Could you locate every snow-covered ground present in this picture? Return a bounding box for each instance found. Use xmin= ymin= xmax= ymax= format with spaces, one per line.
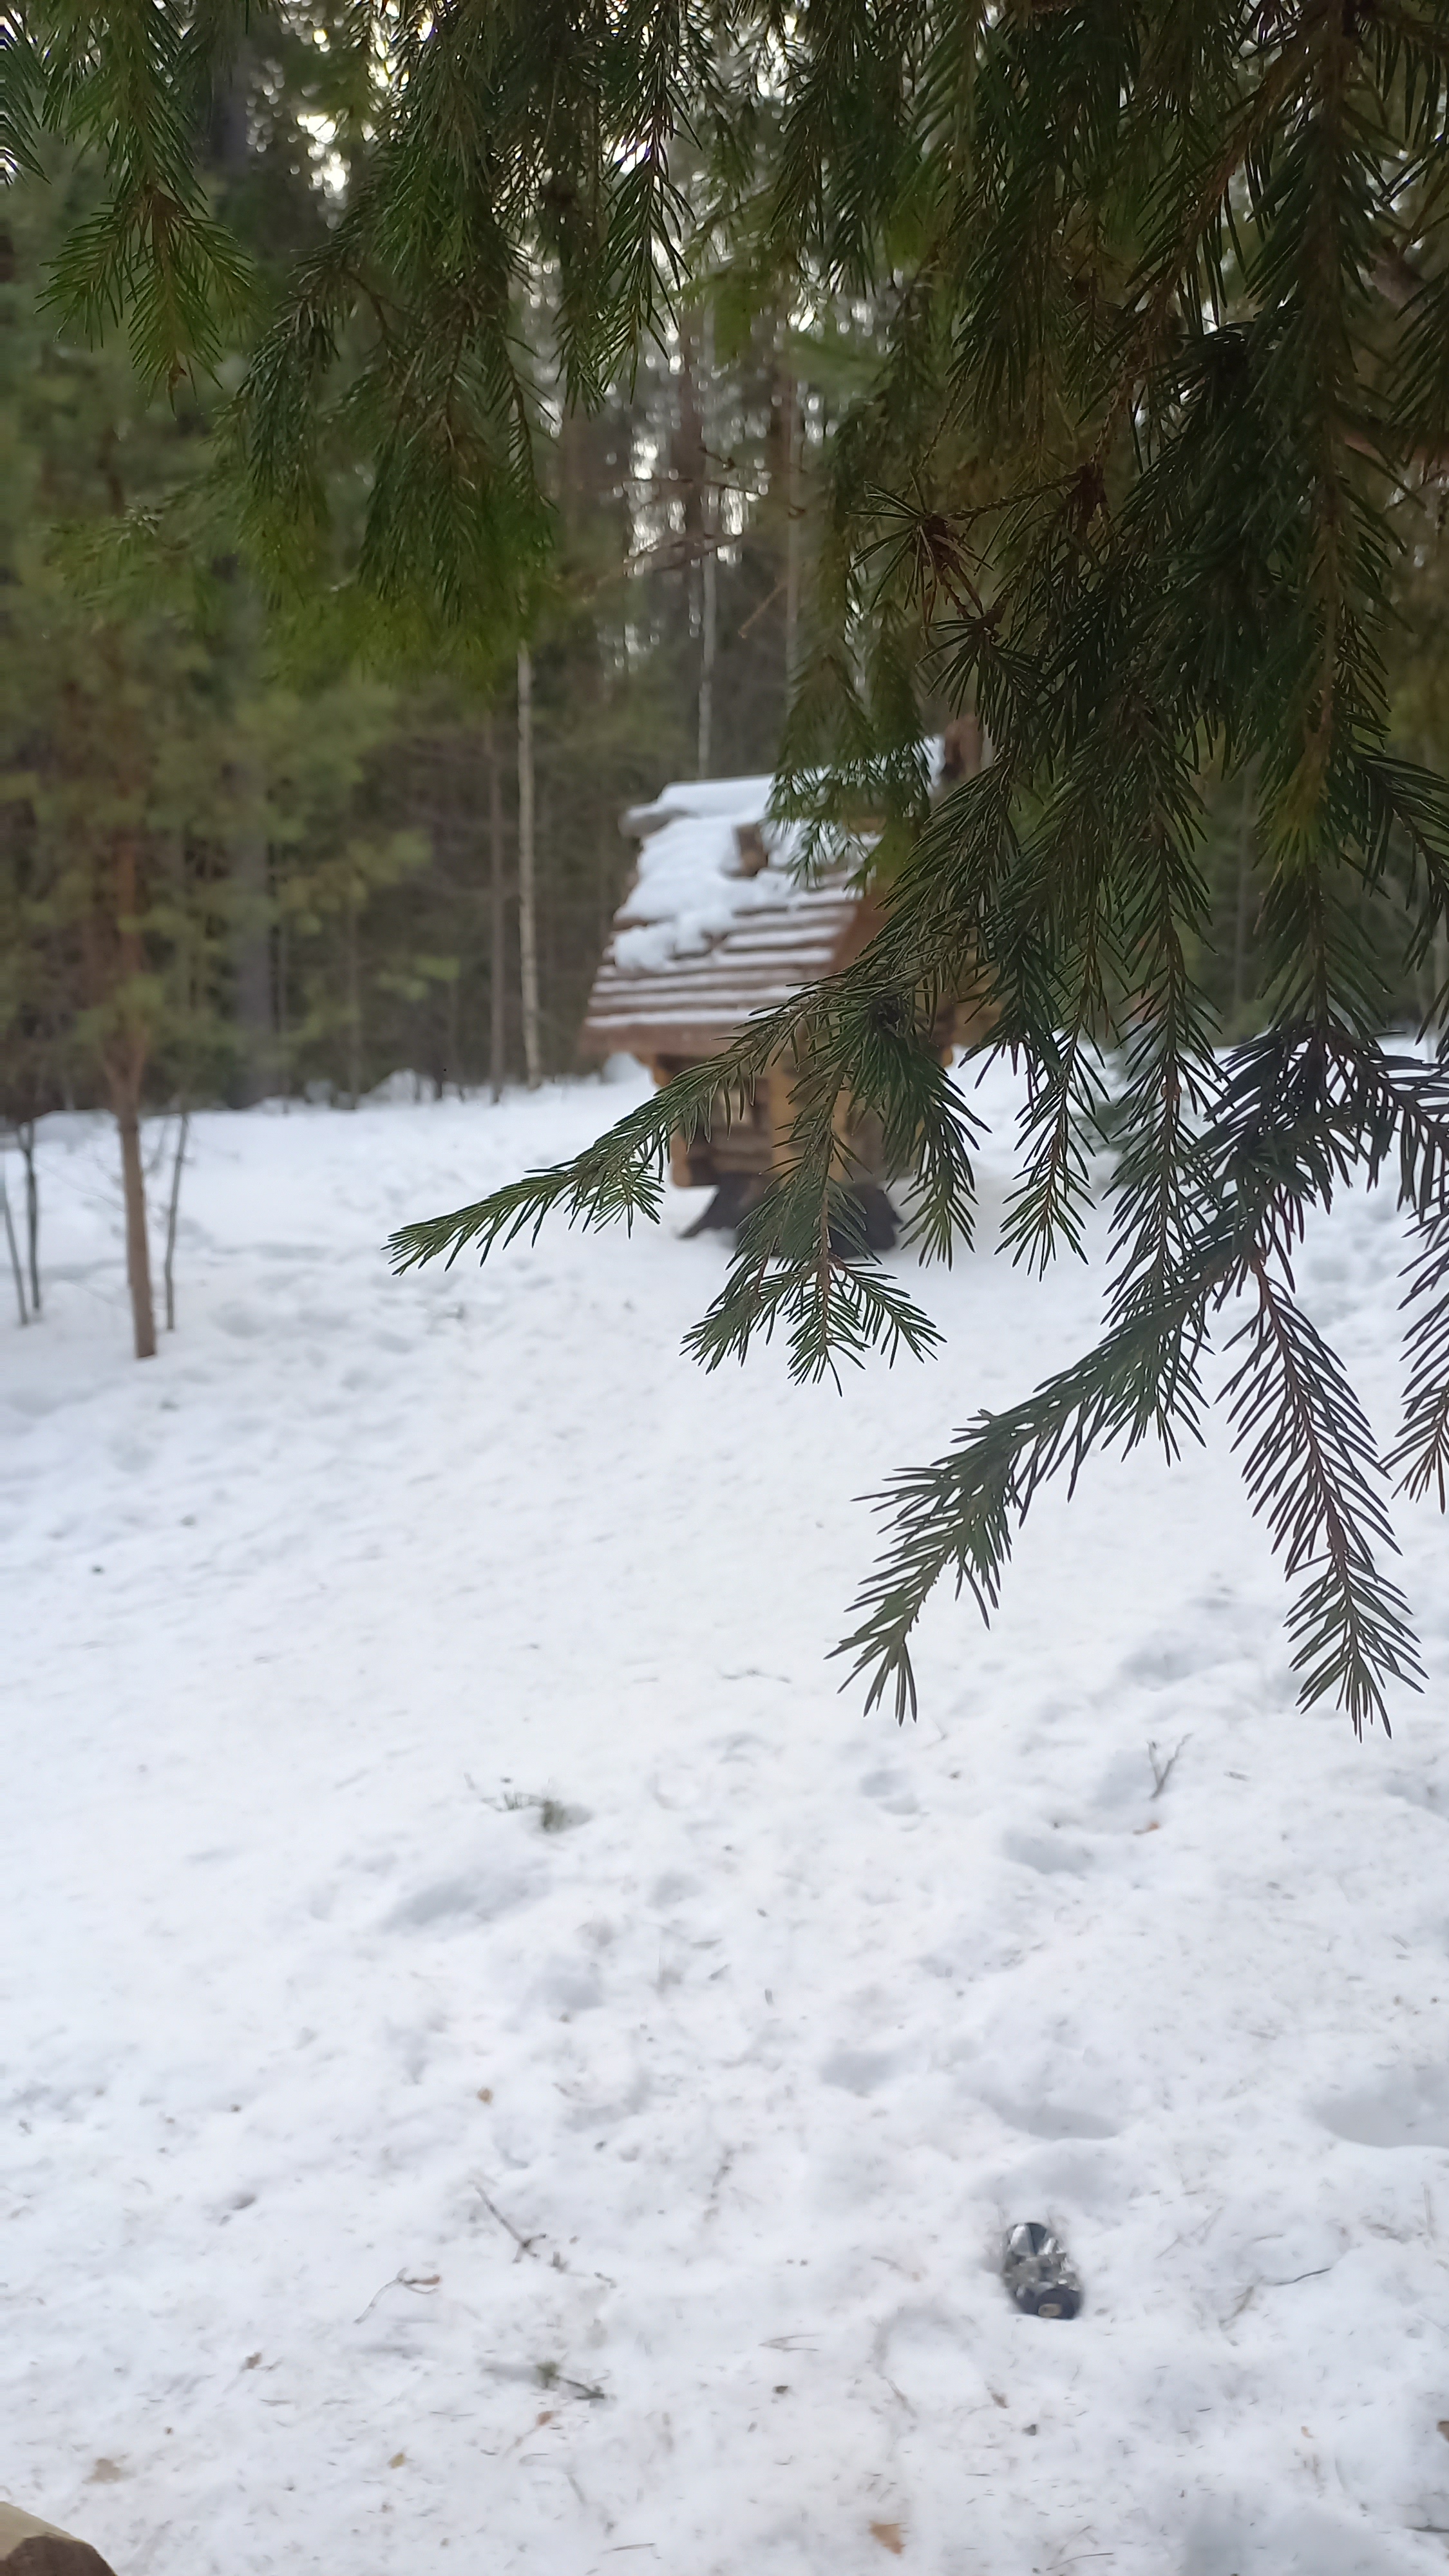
xmin=3 ymin=1065 xmax=1448 ymax=2576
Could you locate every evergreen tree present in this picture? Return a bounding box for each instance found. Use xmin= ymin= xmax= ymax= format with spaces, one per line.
xmin=0 ymin=147 xmax=245 ymax=1354
xmin=16 ymin=1 xmax=1449 ymax=1727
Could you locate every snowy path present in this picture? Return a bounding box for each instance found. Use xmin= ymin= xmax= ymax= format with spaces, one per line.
xmin=2 ymin=1070 xmax=1448 ymax=2576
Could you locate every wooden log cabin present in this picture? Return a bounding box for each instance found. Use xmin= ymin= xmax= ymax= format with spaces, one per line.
xmin=579 ymin=729 xmax=984 ymax=1238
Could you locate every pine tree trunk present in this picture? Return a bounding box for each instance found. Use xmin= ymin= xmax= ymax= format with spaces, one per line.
xmin=18 ymin=1119 xmax=39 ymax=1314
xmin=98 ymin=822 xmax=157 ymax=1359
xmin=445 ymin=972 xmax=460 ymax=1098
xmin=215 ymin=537 xmax=272 ymax=1106
xmin=163 ymin=1105 xmax=188 ymax=1331
xmin=276 ymin=912 xmax=290 ymax=1101
xmin=699 ymin=540 xmax=717 ymax=777
xmin=208 ymin=76 xmax=272 ymax=1089
xmin=783 ymin=370 xmax=801 ymax=696
xmin=228 ymin=676 xmax=272 ymax=1106
xmin=1 ymin=1171 xmax=26 ymax=1329
xmin=110 ymin=1063 xmax=156 ymax=1360
xmin=542 ymin=775 xmax=556 ymax=1030
xmin=697 ymin=307 xmax=717 ymax=778
xmin=231 ymin=808 xmax=272 ymax=1106
xmin=1231 ymin=777 xmax=1254 ymax=1024
xmin=516 ymin=645 xmax=542 ymax=1089
xmin=345 ymin=884 xmax=361 ymax=1108
xmin=674 ymin=313 xmax=706 ymax=754
xmin=488 ymin=710 xmax=507 ymax=1101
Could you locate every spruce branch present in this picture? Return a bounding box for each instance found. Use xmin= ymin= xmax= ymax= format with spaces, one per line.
xmin=386 ymin=1055 xmax=739 ymax=1270
xmin=32 ymin=0 xmax=258 ymax=388
xmin=683 ymin=1180 xmax=945 ymax=1387
xmin=1 ymin=12 xmax=44 ymax=183
xmin=837 ymin=1265 xmax=1229 ymax=1727
xmin=1223 ymin=1257 xmax=1420 ymax=1736
xmin=1387 ymin=1209 xmax=1449 ymax=1508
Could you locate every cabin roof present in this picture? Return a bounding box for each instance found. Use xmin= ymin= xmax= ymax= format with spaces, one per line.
xmin=580 ymin=774 xmax=865 ymax=1060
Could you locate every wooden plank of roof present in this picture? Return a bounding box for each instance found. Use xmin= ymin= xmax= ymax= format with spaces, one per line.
xmin=589 ymin=956 xmax=841 ymax=1001
xmin=600 ymin=916 xmax=848 ymax=956
xmin=580 ymin=1018 xmax=777 ymax=1057
xmin=605 ymin=889 xmax=854 ymax=952
xmin=603 ymin=924 xmax=851 ymax=973
xmin=592 ymin=915 xmax=852 ymax=984
xmin=580 ymin=869 xmax=869 ymax=1059
xmin=589 ymin=997 xmax=831 ymax=1025
xmin=587 ymin=981 xmax=836 ymax=1017
xmin=603 ymin=915 xmax=849 ymax=956
xmin=585 ymin=976 xmax=818 ymax=1009
xmin=719 ymin=924 xmax=851 ymax=944
xmin=587 ymin=1001 xmax=821 ymax=1025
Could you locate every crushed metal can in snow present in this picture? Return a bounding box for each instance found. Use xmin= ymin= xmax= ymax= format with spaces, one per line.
xmin=1001 ymin=2222 xmax=1081 ymax=2319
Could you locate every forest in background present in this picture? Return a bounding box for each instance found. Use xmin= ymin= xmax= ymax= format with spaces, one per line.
xmin=6 ymin=6 xmax=1449 ymax=1345
xmin=0 ymin=19 xmax=824 ymax=1153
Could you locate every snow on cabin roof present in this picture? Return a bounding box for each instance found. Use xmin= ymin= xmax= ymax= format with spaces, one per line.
xmin=580 ymin=774 xmax=866 ymax=1059
xmin=612 ymin=777 xmax=817 ymax=975
xmin=580 ymin=744 xmax=972 ymax=1059
xmin=621 ymin=775 xmax=780 ymax=835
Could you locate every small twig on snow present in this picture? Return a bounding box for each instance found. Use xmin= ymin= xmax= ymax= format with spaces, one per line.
xmin=473 ymin=2182 xmax=547 ymax=2262
xmin=539 ymin=2365 xmax=607 ymax=2402
xmin=354 ymin=2266 xmax=441 ymax=2324
xmin=1148 ymin=1736 xmax=1190 ymax=1799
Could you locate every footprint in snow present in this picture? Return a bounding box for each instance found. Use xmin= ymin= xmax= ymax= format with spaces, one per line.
xmin=1318 ymin=2065 xmax=1449 ymax=2151
xmin=858 ymin=1769 xmax=920 ymax=1815
xmin=820 ymin=2048 xmax=900 ymax=2096
xmin=1001 ymin=1829 xmax=1094 ymax=1877
xmin=984 ymin=2092 xmax=1119 ymax=2142
xmin=386 ymin=1862 xmax=535 ymax=1931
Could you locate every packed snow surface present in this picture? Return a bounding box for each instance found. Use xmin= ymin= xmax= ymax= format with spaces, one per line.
xmin=3 ymin=1065 xmax=1449 ymax=2576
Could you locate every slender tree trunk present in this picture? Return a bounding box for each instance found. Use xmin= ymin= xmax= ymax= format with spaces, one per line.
xmin=488 ymin=710 xmax=507 ymax=1101
xmin=516 ymin=645 xmax=542 ymax=1089
xmin=445 ymin=971 xmax=460 ymax=1098
xmin=99 ymin=824 xmax=157 ymax=1359
xmin=110 ymin=1063 xmax=156 ymax=1359
xmin=207 ymin=51 xmax=273 ymax=1105
xmin=276 ymin=909 xmax=290 ymax=1106
xmin=784 ymin=371 xmax=801 ymax=697
xmin=699 ymin=542 xmax=717 ymax=776
xmin=1 ymin=1168 xmax=26 ymax=1329
xmin=345 ymin=883 xmax=361 ymax=1108
xmin=697 ymin=307 xmax=717 ymax=778
xmin=163 ymin=1104 xmax=189 ymax=1332
xmin=231 ymin=776 xmax=272 ymax=1104
xmin=213 ymin=562 xmax=274 ymax=1107
xmin=674 ymin=312 xmax=706 ymax=757
xmin=1231 ymin=775 xmax=1254 ymax=1025
xmin=542 ymin=776 xmax=556 ymax=1027
xmin=18 ymin=1118 xmax=39 ymax=1314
